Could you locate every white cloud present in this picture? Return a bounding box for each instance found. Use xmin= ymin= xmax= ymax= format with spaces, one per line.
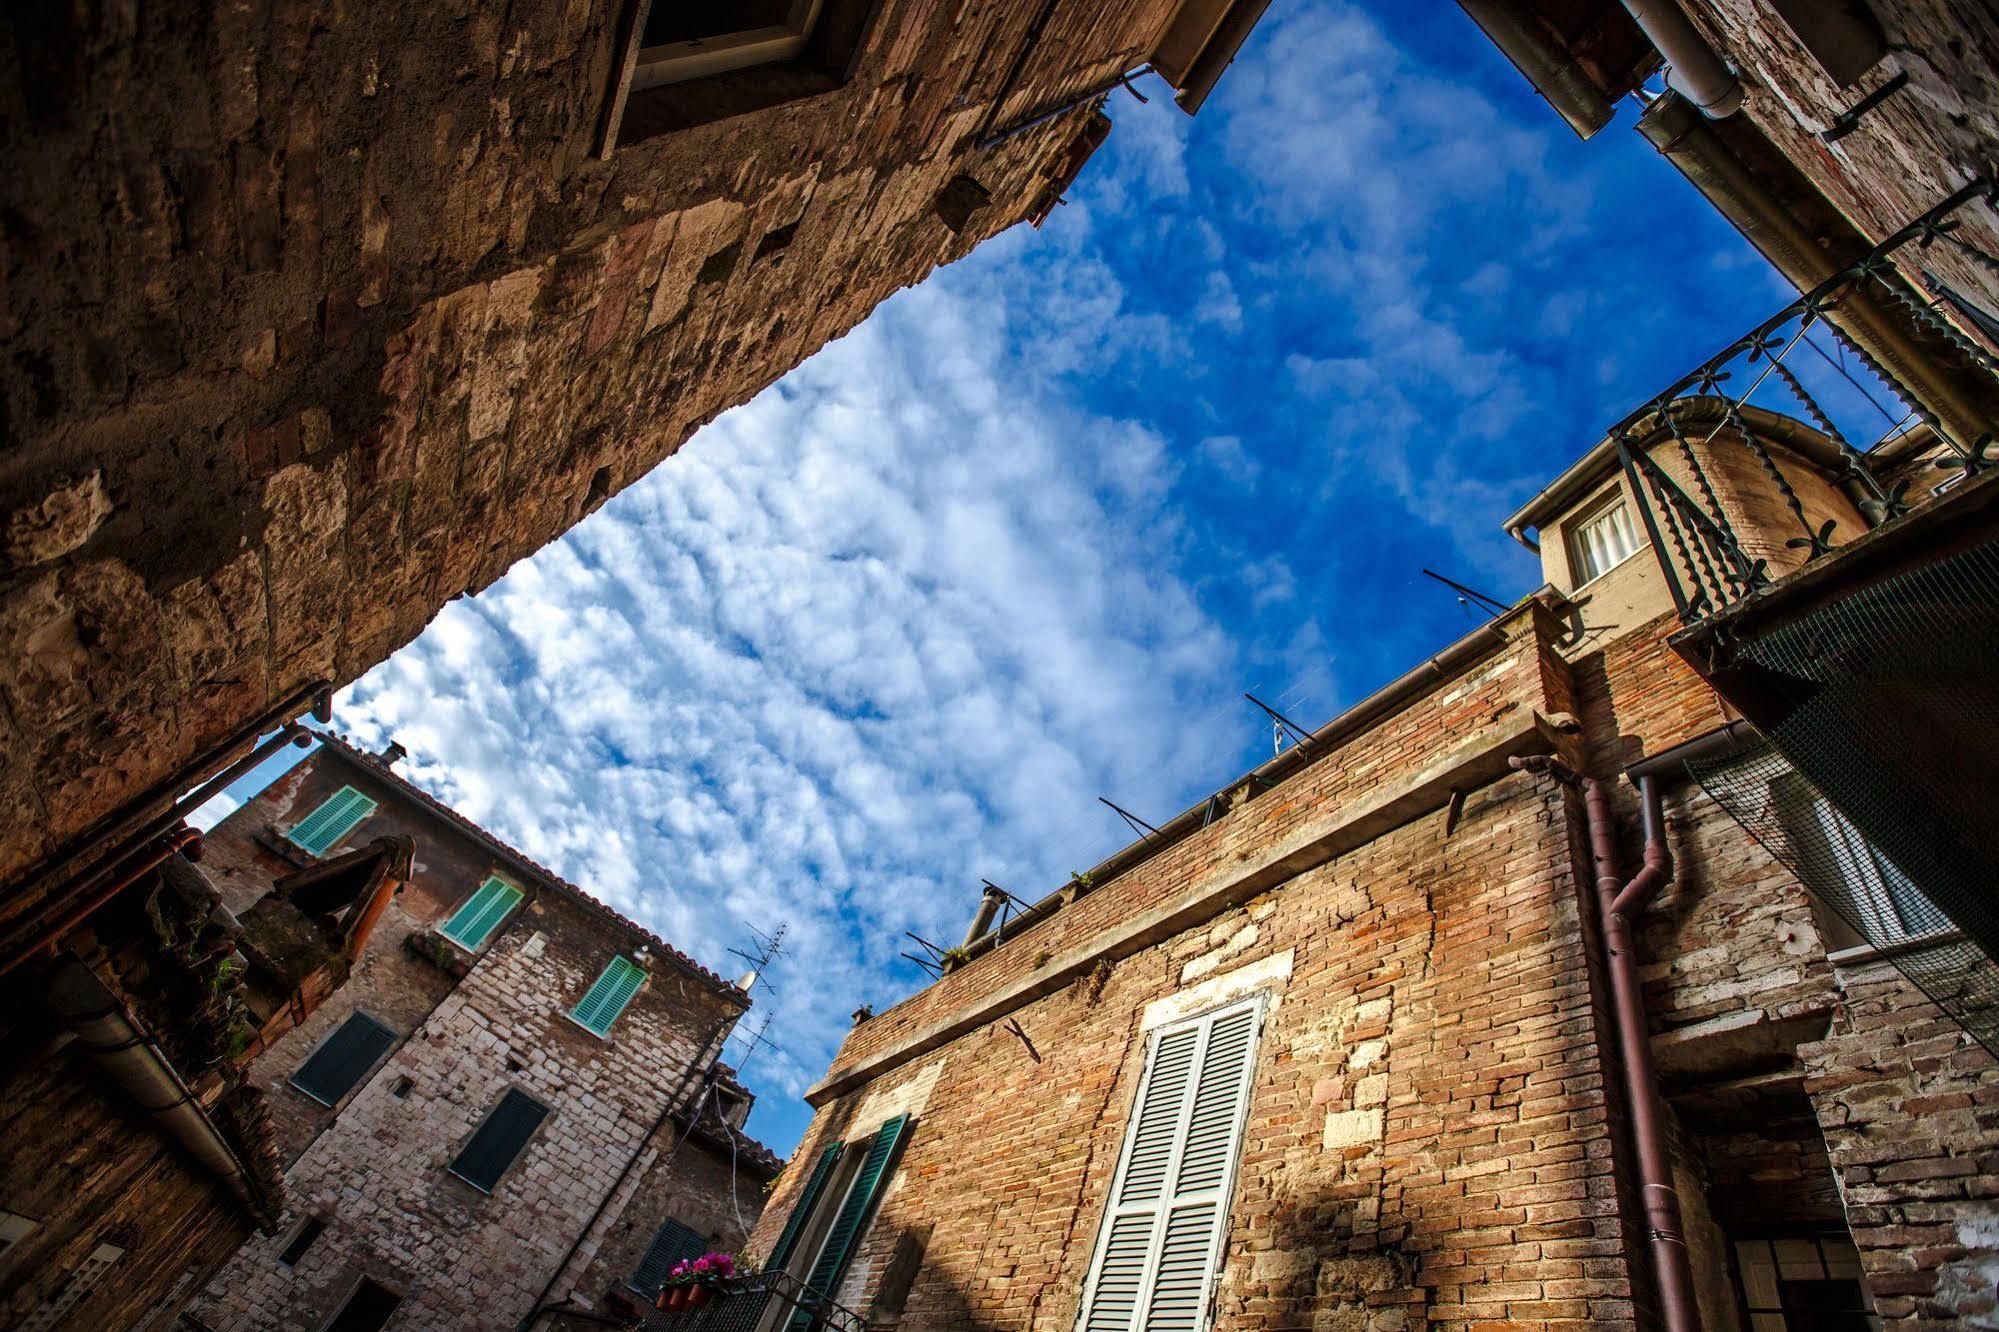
xmin=329 ymin=245 xmax=1248 ymax=1152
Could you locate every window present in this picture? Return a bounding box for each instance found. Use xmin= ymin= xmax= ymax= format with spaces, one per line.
xmin=290 ymin=1012 xmax=397 ymax=1107
xmin=323 ymin=1277 xmax=401 ymax=1332
xmin=449 ymin=1088 xmax=549 ymax=1193
xmin=630 ymin=1217 xmax=710 ymax=1297
xmin=20 ymin=1242 xmax=123 ymax=1332
xmin=569 ymin=955 xmax=648 ymax=1037
xmin=631 ymin=0 xmax=823 ymax=93
xmin=285 ymin=786 xmax=379 ymax=857
xmin=437 ymin=876 xmax=524 ymax=952
xmin=1077 ymin=997 xmax=1264 ymax=1332
xmin=279 ymin=1216 xmax=327 ymax=1267
xmin=1565 ymin=491 xmax=1643 ymax=584
xmin=1786 ymin=791 xmax=1950 ymax=944
xmin=1732 ymin=1233 xmax=1881 ymax=1331
xmin=779 ymin=1115 xmax=914 ymax=1331
xmin=603 ymin=0 xmax=874 ymax=148
xmin=0 ymin=1209 xmax=37 ymax=1258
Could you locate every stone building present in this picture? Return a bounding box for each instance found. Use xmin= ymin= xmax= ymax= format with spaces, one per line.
xmin=182 ymin=733 xmax=782 ymax=1331
xmin=701 ymin=400 xmax=1999 ymax=1332
xmin=0 ymin=742 xmax=410 ymax=1329
xmin=0 ymin=0 xmax=1273 ymax=939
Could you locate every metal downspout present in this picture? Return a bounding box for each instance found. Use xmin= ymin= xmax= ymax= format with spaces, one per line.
xmin=42 ymin=954 xmax=268 ymax=1221
xmin=517 ymin=1013 xmax=737 ymax=1331
xmin=1514 ymin=757 xmax=1701 ymax=1332
xmin=1615 ymin=0 xmax=1740 ymax=116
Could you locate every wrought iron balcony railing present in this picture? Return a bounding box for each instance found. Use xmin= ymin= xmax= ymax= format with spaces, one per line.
xmin=1610 ymin=178 xmax=1999 ymax=625
xmin=643 ymin=1270 xmax=869 ymax=1332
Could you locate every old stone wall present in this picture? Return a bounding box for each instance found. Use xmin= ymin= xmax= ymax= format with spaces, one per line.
xmin=0 ymin=1038 xmax=251 ymax=1330
xmin=0 ymin=0 xmax=1190 ymax=906
xmin=184 ymin=738 xmax=769 ymax=1329
xmin=1684 ymin=0 xmax=1999 ymax=313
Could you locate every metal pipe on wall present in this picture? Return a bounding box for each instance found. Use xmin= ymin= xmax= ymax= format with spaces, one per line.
xmin=1616 ymin=0 xmax=1740 ymax=117
xmin=1513 ymin=756 xmax=1702 ymax=1332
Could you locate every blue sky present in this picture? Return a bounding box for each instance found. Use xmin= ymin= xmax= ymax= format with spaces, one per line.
xmin=199 ymin=2 xmax=1817 ymax=1157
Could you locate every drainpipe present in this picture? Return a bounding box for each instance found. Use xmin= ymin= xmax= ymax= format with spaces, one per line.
xmin=41 ymin=953 xmax=269 ymax=1222
xmin=1512 ymin=756 xmax=1701 ymax=1332
xmin=517 ymin=1012 xmax=737 ymax=1331
xmin=1616 ymin=0 xmax=1740 ymax=117
xmin=0 ymin=827 xmax=206 ymax=979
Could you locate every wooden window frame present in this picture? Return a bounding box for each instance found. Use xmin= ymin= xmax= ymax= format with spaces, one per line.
xmin=437 ymin=875 xmax=525 ymax=953
xmin=1074 ymin=995 xmax=1265 ymax=1332
xmin=284 ymin=786 xmax=379 ymax=858
xmin=288 ymin=1011 xmax=398 ymax=1108
xmin=566 ymin=954 xmax=650 ymax=1038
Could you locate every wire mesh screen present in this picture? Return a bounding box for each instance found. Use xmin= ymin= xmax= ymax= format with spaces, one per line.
xmin=1689 ymin=728 xmax=1999 ymax=1059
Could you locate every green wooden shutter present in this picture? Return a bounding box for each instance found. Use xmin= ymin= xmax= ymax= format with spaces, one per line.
xmin=629 ymin=1217 xmax=709 ymax=1295
xmin=767 ymin=1141 xmax=845 ymax=1273
xmin=285 ymin=786 xmax=379 ymax=856
xmin=787 ymin=1114 xmax=914 ymax=1328
xmin=289 ymin=1012 xmax=396 ymax=1106
xmin=438 ymin=877 xmax=524 ymax=951
xmin=1077 ymin=998 xmax=1262 ymax=1332
xmin=448 ymin=1088 xmax=549 ymax=1192
xmin=570 ymin=955 xmax=648 ymax=1036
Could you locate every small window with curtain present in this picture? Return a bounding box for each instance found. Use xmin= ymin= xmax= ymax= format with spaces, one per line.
xmin=284 ymin=786 xmax=379 ymax=857
xmin=289 ymin=1012 xmax=397 ymax=1107
xmin=438 ymin=876 xmax=525 ymax=952
xmin=569 ymin=955 xmax=649 ymax=1037
xmin=1564 ymin=490 xmax=1645 ymax=585
xmin=449 ymin=1088 xmax=549 ymax=1193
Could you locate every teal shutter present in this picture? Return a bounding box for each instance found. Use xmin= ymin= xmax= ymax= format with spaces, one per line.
xmin=767 ymin=1142 xmax=845 ymax=1273
xmin=629 ymin=1218 xmax=709 ymax=1295
xmin=787 ymin=1115 xmax=914 ymax=1327
xmin=570 ymin=956 xmax=648 ymax=1036
xmin=285 ymin=787 xmax=378 ymax=856
xmin=438 ymin=877 xmax=524 ymax=951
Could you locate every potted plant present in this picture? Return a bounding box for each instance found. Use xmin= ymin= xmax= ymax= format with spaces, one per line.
xmin=684 ymin=1252 xmax=736 ymax=1308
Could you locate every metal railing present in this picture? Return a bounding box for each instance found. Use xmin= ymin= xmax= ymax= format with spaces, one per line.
xmin=1610 ymin=179 xmax=1999 ymax=623
xmin=643 ymin=1270 xmax=868 ymax=1332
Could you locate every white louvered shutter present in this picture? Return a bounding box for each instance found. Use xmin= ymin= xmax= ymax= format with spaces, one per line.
xmin=1078 ymin=997 xmax=1263 ymax=1332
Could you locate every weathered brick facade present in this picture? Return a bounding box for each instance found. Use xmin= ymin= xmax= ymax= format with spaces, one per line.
xmin=185 ymin=737 xmax=781 ymax=1330
xmin=0 ymin=0 xmax=1263 ymax=925
xmin=737 ymin=412 xmax=1999 ymax=1331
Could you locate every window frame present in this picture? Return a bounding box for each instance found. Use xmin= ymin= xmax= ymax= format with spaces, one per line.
xmin=284 ymin=786 xmax=380 ymax=858
xmin=1563 ymin=486 xmax=1647 ymax=588
xmin=1780 ymin=784 xmax=1952 ymax=946
xmin=288 ymin=1011 xmax=398 ymax=1108
xmin=436 ymin=875 xmax=525 ymax=953
xmin=1728 ymin=1230 xmax=1881 ymax=1331
xmin=629 ymin=0 xmax=827 ymax=92
xmin=566 ymin=954 xmax=650 ymax=1039
xmin=1074 ymin=994 xmax=1265 ymax=1332
xmin=447 ymin=1087 xmax=551 ymax=1195
xmin=316 ymin=1274 xmax=404 ymax=1332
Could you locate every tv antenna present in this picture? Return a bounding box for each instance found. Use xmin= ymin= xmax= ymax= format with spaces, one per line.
xmin=727 ymin=921 xmax=787 ymax=998
xmin=1421 ymin=569 xmax=1511 ymax=620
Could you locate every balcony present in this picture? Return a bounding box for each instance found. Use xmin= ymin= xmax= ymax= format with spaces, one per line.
xmin=641 ymin=1270 xmax=867 ymax=1332
xmin=1607 ymin=180 xmax=1999 ymax=1054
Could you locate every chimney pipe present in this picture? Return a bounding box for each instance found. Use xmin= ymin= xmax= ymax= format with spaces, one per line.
xmin=376 ymin=740 xmax=408 ymax=768
xmin=962 ymin=885 xmax=1007 ymax=949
